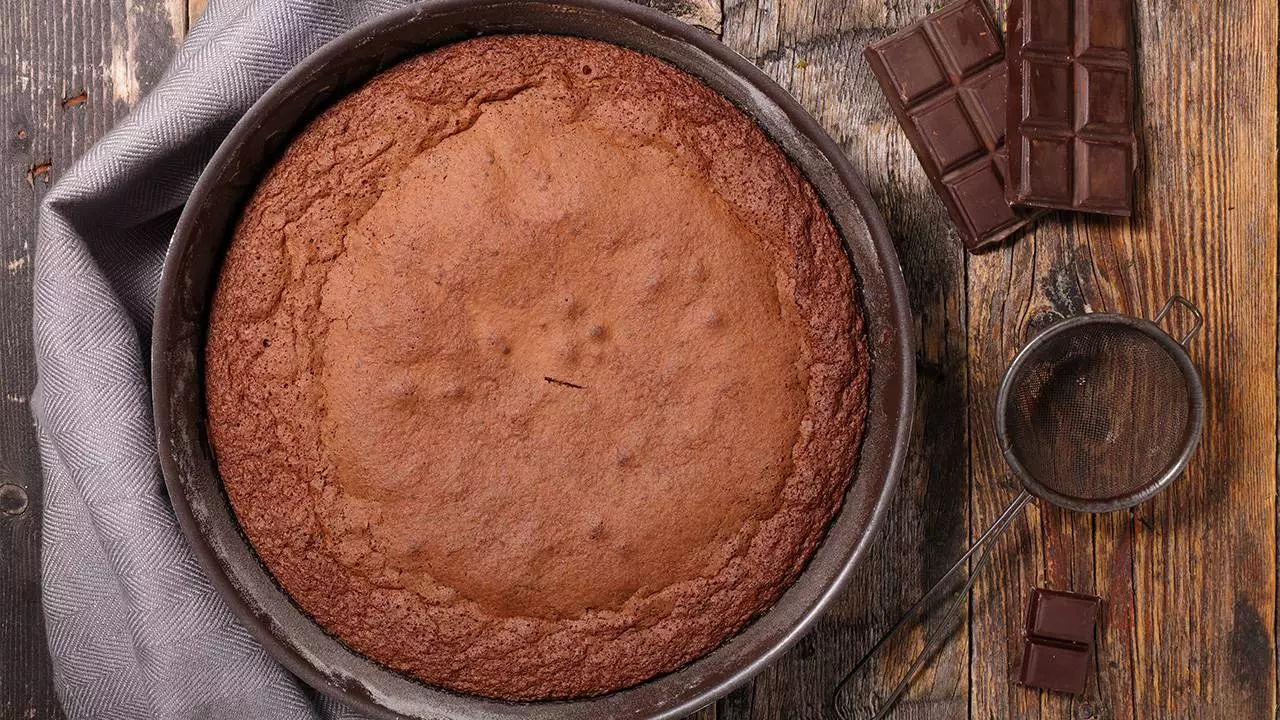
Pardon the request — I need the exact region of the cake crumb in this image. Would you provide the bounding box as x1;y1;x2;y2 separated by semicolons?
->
62;90;88;109
26;160;51;187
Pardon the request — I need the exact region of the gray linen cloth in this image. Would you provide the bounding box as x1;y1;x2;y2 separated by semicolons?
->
31;1;420;717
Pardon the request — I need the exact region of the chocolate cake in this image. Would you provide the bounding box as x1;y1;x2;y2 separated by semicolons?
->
205;34;868;700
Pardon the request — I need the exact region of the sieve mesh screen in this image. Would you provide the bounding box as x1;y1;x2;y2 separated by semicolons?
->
1002;323;1193;502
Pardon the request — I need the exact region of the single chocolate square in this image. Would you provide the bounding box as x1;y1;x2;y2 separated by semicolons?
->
1006;0;1137;215
876;32;950;105
1020;638;1092;694
1081;65;1132;132
930;0;1003;73
1026;587;1102;646
1023;0;1071;52
864;0;1045;251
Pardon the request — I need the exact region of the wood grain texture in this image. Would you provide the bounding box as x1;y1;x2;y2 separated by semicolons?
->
966;3;1277;720
1;0;1276;719
0;0;183;718
189;0;208;27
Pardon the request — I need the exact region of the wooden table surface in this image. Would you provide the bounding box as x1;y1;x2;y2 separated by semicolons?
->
1;0;1275;718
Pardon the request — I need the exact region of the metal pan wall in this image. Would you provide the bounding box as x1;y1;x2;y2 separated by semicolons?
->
152;1;915;717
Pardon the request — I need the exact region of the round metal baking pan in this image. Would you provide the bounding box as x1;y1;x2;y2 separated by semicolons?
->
152;1;915;717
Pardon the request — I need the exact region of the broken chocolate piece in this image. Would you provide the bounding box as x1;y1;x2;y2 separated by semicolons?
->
1019;587;1102;694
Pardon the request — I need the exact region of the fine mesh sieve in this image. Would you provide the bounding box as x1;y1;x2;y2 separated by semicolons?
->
998;297;1204;512
833;296;1205;720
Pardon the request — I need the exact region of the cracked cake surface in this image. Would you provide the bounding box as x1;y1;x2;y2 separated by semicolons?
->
205;34;868;700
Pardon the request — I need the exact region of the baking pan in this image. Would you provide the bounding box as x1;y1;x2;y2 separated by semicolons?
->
152;0;915;717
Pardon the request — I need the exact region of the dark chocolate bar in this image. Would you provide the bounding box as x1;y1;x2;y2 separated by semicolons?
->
1018;587;1102;695
1006;0;1137;214
864;0;1044;251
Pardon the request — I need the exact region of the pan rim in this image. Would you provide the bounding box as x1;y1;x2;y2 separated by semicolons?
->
152;1;915;717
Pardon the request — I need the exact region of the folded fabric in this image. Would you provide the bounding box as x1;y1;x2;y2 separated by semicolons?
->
31;1;416;717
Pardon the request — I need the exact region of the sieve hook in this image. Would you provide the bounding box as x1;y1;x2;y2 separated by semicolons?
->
1153;295;1203;347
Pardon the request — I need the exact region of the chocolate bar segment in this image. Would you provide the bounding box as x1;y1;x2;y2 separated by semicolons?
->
1019;587;1102;695
1006;0;1137;214
1020;638;1092;694
1026;587;1101;646
864;0;1044;251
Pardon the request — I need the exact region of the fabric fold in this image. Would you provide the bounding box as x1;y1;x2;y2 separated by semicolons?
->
32;0;409;717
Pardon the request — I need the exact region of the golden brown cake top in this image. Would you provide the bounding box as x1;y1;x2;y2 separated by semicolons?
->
206;34;866;700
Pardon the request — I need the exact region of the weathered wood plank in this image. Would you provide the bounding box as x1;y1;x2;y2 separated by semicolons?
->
1124;1;1277;717
720;0;971;717
3;1;1276;719
0;0;183;717
967;3;1278;720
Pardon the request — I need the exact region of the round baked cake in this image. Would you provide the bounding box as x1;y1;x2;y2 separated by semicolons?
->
205;34;868;700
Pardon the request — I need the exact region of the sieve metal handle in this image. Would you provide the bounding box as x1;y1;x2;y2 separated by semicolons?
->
1154;295;1203;347
830;490;1034;720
